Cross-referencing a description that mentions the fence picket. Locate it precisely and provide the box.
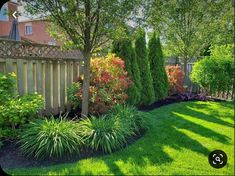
[60,61,65,113]
[0,62,5,73]
[45,61,52,115]
[27,60,34,93]
[66,61,72,111]
[79,61,84,75]
[36,60,43,95]
[6,58,13,73]
[53,61,59,115]
[16,59,24,95]
[0,40,84,116]
[73,61,78,82]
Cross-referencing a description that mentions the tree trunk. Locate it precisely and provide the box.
[82,0,91,118]
[175,56,179,65]
[81,53,91,118]
[183,59,188,85]
[232,85,234,100]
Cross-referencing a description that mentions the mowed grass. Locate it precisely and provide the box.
[7,101,234,175]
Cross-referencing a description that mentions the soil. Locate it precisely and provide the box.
[0,94,225,169]
[0,131,144,169]
[138,94,183,112]
[138,93,225,112]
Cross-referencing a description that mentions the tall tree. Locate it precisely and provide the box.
[24,0,141,117]
[148,0,234,75]
[135,29,155,105]
[112,38,142,105]
[148,33,168,100]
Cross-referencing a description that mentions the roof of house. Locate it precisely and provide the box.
[8,1,18,5]
[18,18,49,23]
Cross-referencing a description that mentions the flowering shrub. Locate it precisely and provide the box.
[68,54,132,114]
[165,65,184,94]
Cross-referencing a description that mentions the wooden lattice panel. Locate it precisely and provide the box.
[0,39,83,60]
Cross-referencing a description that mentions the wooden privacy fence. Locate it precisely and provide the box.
[166,62,233,99]
[0,39,84,115]
[180,63,200,93]
[165,61,200,93]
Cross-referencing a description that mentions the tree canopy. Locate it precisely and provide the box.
[24,0,141,116]
[147,0,233,74]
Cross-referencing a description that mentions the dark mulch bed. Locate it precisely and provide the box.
[138,93,225,112]
[138,94,184,112]
[0,131,144,169]
[0,93,225,169]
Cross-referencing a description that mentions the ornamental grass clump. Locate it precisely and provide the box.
[19,117,83,160]
[109,104,149,134]
[77,105,149,154]
[78,115,132,154]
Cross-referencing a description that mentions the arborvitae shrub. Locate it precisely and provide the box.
[112,39,142,105]
[135,30,155,105]
[148,33,169,100]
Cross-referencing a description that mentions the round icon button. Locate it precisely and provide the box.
[208,150,227,168]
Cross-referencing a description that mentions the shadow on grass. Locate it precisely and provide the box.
[185,102,234,127]
[172,112,231,144]
[99,102,233,175]
[21,101,232,175]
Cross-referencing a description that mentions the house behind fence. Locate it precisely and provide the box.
[0,39,84,115]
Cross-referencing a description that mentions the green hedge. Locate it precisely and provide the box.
[190,44,234,95]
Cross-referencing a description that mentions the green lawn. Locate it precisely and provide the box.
[7,101,234,175]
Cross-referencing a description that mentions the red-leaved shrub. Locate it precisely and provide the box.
[165,65,184,94]
[68,54,132,114]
